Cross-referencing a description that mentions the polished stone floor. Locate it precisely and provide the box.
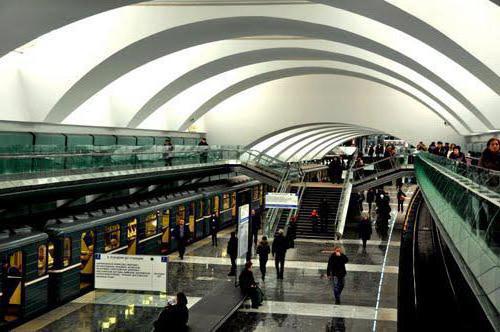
[15,186,409,332]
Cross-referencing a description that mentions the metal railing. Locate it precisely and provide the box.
[334,149,358,239]
[351,154,409,184]
[418,152,499,194]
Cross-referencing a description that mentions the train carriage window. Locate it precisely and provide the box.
[37,245,47,276]
[127,219,137,255]
[104,224,121,252]
[231,192,237,217]
[176,205,186,224]
[9,251,23,273]
[145,213,157,237]
[47,242,55,269]
[63,237,71,267]
[222,193,230,210]
[253,186,259,200]
[188,202,195,234]
[213,196,219,213]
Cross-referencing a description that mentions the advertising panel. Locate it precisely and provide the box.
[237,204,249,258]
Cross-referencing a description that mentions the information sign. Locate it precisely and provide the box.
[95,254,168,292]
[265,193,298,209]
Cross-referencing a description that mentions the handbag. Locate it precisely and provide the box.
[256,286,265,304]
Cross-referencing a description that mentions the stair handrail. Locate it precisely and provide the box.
[351,154,408,184]
[264,164,293,237]
[334,149,358,239]
[283,165,307,236]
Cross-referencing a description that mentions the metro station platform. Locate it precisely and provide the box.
[14,189,409,332]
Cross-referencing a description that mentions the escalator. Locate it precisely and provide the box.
[398,191,495,331]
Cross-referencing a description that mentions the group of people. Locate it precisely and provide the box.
[163,137,210,166]
[417,137,500,171]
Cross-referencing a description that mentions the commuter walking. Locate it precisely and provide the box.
[198,137,209,163]
[163,138,174,167]
[173,220,189,260]
[368,145,375,161]
[227,232,238,276]
[251,209,261,247]
[327,247,349,304]
[272,229,288,280]
[319,198,329,233]
[311,209,319,233]
[358,213,372,250]
[256,236,270,281]
[209,212,219,247]
[366,188,375,214]
[397,189,406,213]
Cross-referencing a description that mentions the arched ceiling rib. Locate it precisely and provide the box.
[246,122,382,162]
[42,16,496,130]
[127,47,473,132]
[2,0,497,93]
[178,66,464,133]
[262,126,361,156]
[280,130,374,161]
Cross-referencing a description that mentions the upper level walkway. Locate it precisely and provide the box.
[0,146,326,198]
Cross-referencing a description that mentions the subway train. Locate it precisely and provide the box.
[0,178,265,325]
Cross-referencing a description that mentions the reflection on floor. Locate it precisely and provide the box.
[15,186,410,332]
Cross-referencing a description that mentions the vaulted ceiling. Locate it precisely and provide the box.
[0,0,498,160]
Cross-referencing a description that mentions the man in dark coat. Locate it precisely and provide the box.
[198,137,209,163]
[227,232,238,276]
[272,229,288,279]
[358,213,372,250]
[251,209,261,247]
[327,247,349,304]
[172,220,189,260]
[209,212,219,247]
[154,292,189,332]
[319,198,329,233]
[163,138,174,166]
[287,217,297,249]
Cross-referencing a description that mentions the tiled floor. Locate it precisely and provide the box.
[15,186,409,332]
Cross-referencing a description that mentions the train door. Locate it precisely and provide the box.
[204,197,211,236]
[196,200,204,239]
[127,219,137,255]
[161,209,170,254]
[1,251,23,321]
[80,231,95,289]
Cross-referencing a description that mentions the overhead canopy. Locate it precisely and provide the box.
[0,0,498,161]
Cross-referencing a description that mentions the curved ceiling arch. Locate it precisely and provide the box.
[128,47,473,132]
[273,129,377,160]
[178,66,462,133]
[261,125,366,156]
[310,0,500,93]
[1,1,497,95]
[43,16,494,131]
[309,132,369,160]
[291,131,375,162]
[247,122,375,149]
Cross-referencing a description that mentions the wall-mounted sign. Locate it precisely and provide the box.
[265,193,298,209]
[95,254,167,292]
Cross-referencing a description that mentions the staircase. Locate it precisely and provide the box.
[295,186,342,239]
